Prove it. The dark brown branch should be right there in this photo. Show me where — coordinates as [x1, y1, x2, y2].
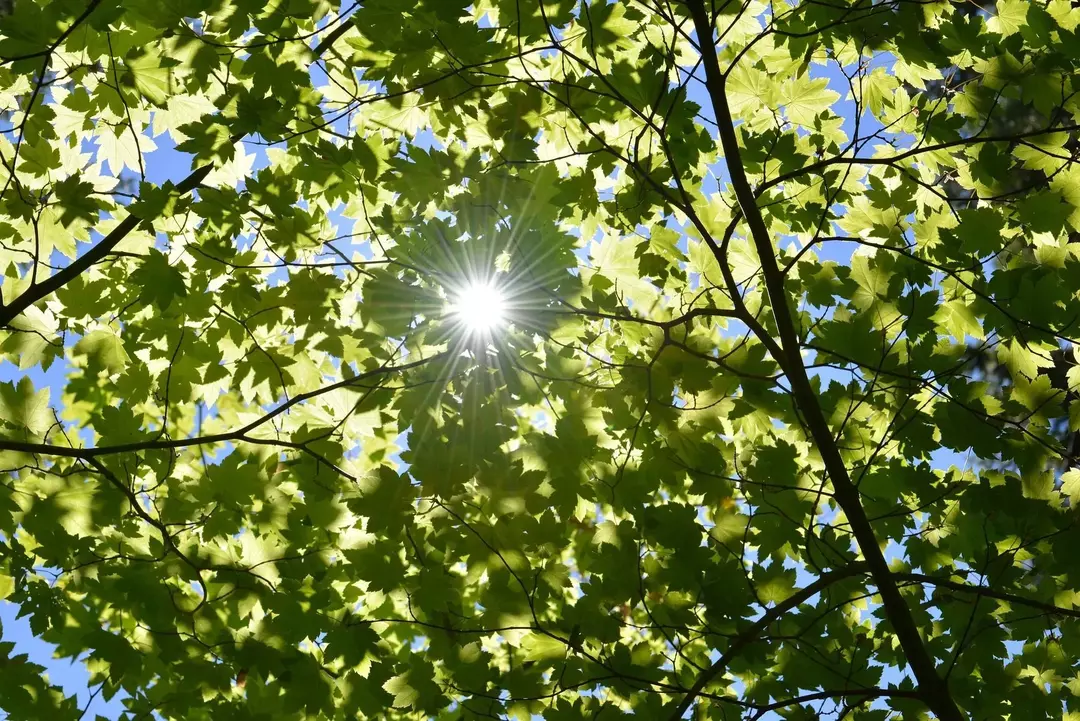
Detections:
[898, 571, 1080, 621]
[0, 352, 445, 458]
[0, 164, 213, 328]
[669, 562, 869, 721]
[679, 2, 964, 720]
[762, 123, 1080, 195]
[0, 2, 371, 328]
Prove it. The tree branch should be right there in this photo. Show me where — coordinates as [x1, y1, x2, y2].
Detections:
[681, 2, 964, 719]
[668, 562, 870, 721]
[0, 2, 366, 329]
[899, 571, 1080, 621]
[0, 166, 213, 329]
[0, 352, 445, 458]
[761, 123, 1080, 195]
[674, 560, 1080, 720]
[0, 0, 103, 65]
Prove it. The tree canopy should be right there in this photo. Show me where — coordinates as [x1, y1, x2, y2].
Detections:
[2, 0, 1080, 718]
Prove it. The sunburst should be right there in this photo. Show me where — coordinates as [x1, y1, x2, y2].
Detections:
[448, 281, 508, 336]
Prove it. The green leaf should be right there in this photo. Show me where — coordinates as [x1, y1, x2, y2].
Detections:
[988, 0, 1028, 35]
[129, 249, 188, 311]
[933, 300, 982, 341]
[521, 633, 567, 662]
[0, 573, 14, 600]
[1017, 191, 1072, 233]
[1063, 470, 1080, 505]
[126, 54, 179, 106]
[52, 176, 106, 228]
[0, 377, 52, 437]
[780, 76, 840, 126]
[583, 1, 641, 53]
[128, 181, 183, 221]
[74, 330, 130, 375]
[755, 566, 797, 604]
[947, 207, 1005, 256]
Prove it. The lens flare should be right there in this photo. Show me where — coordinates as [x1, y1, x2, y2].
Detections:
[451, 282, 506, 333]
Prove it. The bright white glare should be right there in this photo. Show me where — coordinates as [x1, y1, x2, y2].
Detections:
[452, 282, 506, 332]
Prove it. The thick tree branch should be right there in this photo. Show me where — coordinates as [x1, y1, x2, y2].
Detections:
[681, 2, 964, 719]
[310, 10, 358, 57]
[0, 164, 213, 328]
[0, 3, 367, 329]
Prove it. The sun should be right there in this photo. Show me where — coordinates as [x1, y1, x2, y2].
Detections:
[451, 282, 507, 333]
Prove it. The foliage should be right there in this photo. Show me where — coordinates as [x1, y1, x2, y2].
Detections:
[1, 0, 1080, 719]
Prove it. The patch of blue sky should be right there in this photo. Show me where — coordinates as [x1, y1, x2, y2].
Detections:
[0, 602, 132, 719]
